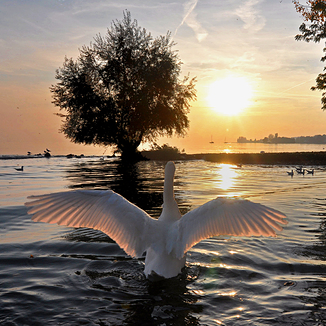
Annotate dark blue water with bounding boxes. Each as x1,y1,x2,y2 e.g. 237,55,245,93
1,157,326,325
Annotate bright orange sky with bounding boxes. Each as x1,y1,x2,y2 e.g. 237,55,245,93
1,0,326,155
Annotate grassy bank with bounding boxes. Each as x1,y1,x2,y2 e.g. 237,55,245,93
199,152,326,165
142,150,326,165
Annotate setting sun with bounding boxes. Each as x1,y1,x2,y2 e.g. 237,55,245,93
207,76,253,116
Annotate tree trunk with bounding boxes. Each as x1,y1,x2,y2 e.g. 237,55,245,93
119,139,145,162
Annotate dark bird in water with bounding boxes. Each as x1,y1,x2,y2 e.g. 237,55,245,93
287,170,294,177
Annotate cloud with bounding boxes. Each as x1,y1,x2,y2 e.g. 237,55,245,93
175,0,208,42
180,0,199,27
236,0,266,32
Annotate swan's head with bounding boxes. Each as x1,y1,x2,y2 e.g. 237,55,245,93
165,161,175,178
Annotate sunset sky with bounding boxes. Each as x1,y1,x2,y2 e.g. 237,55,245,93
1,0,326,155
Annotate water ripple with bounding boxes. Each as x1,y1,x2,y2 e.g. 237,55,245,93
1,158,326,325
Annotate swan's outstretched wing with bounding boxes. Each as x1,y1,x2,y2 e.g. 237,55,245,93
25,190,158,258
170,197,287,259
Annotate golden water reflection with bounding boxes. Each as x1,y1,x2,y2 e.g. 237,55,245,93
217,290,237,297
218,163,239,191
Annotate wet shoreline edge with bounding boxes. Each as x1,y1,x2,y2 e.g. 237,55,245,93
3,151,326,165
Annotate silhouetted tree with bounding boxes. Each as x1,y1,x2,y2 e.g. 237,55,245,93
51,11,196,160
294,0,326,109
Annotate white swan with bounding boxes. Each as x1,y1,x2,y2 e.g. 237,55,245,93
25,161,287,280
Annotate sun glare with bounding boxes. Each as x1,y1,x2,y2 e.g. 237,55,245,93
207,76,253,116
219,164,237,190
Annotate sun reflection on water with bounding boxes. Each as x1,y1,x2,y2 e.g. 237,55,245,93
218,164,238,192
218,263,233,269
217,290,237,297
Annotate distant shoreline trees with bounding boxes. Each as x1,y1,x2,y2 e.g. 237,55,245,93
51,11,196,160
237,133,326,144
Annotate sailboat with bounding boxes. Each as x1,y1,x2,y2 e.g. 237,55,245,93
209,136,214,144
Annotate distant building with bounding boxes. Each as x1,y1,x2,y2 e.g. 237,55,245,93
237,134,326,144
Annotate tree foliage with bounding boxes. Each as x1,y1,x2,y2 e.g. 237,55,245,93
294,0,326,110
51,11,196,158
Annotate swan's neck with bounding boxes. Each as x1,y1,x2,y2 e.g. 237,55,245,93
163,163,174,204
160,162,181,222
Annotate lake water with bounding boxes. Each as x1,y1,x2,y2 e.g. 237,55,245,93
192,142,326,154
1,156,326,325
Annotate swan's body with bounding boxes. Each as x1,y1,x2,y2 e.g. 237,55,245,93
25,161,287,279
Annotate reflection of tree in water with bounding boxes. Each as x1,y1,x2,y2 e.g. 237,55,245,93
65,159,189,219
65,159,162,218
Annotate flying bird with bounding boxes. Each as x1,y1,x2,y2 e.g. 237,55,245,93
25,161,287,280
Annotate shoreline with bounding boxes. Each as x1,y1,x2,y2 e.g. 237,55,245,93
143,151,326,165
3,151,326,165
192,151,326,165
